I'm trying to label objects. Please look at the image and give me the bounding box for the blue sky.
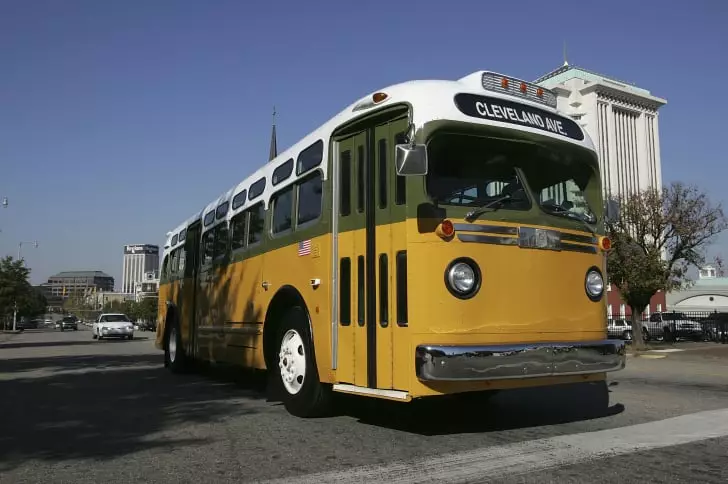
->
[1,0,726,286]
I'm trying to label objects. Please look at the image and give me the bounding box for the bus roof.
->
[162,70,596,253]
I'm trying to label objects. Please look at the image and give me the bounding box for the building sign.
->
[453,93,584,141]
[124,244,159,255]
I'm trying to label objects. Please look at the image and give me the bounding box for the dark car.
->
[59,317,78,331]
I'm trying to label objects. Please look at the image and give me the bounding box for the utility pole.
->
[13,240,39,331]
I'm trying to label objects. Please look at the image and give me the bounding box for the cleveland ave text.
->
[453,93,584,141]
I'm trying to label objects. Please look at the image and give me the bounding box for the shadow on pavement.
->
[0,336,151,350]
[0,355,268,471]
[333,380,624,436]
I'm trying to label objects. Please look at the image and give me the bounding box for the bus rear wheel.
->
[274,306,331,418]
[165,320,188,373]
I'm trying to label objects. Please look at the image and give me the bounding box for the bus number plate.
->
[518,227,562,251]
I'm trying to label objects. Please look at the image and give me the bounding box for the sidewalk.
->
[629,341,728,361]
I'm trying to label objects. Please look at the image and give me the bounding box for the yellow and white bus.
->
[156,70,626,417]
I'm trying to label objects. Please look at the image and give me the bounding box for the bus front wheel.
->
[275,306,332,418]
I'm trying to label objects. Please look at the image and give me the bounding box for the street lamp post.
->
[1,197,7,235]
[13,240,39,332]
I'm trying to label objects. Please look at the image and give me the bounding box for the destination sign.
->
[454,93,584,141]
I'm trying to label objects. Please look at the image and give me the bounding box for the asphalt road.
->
[2,328,728,483]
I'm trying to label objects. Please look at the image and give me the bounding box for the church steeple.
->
[269,106,278,162]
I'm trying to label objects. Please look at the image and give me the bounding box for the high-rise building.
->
[535,62,667,199]
[121,244,160,294]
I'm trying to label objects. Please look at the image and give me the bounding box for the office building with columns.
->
[535,62,666,199]
[121,244,160,294]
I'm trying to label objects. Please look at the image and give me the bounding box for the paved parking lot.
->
[1,328,727,483]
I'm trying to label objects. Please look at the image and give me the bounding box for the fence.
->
[608,310,728,344]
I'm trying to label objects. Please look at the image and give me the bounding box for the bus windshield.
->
[426,132,601,225]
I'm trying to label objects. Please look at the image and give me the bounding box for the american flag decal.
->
[297,239,312,256]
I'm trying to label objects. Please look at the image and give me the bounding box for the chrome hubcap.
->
[278,329,305,395]
[169,327,177,362]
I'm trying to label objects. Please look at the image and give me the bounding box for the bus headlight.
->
[585,267,604,301]
[445,258,481,299]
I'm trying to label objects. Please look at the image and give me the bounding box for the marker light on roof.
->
[352,91,391,112]
[372,92,388,103]
[481,72,557,109]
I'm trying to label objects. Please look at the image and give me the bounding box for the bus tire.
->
[274,305,332,418]
[164,318,188,373]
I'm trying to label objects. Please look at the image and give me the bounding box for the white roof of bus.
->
[162,70,596,252]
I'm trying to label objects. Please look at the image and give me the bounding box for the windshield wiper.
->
[540,202,597,235]
[464,194,514,222]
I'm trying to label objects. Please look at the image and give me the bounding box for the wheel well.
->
[263,285,311,370]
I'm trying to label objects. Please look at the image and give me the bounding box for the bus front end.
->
[401,75,626,398]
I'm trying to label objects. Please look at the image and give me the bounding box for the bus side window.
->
[248,203,265,246]
[171,248,180,276]
[230,212,246,252]
[178,245,186,274]
[213,222,229,260]
[201,230,214,266]
[271,186,294,234]
[297,171,323,226]
[161,255,169,282]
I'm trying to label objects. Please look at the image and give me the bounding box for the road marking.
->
[649,348,685,353]
[259,408,728,484]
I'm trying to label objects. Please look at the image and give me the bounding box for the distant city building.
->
[121,244,159,294]
[133,270,160,302]
[535,62,667,200]
[42,271,115,299]
[34,285,63,311]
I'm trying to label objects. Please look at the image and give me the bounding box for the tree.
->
[606,182,728,349]
[0,256,40,329]
[17,287,47,320]
[136,297,158,322]
[714,255,725,277]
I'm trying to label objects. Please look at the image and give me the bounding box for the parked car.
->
[608,318,651,341]
[702,313,728,342]
[93,313,135,340]
[648,312,705,341]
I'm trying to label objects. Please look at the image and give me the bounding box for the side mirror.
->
[604,199,620,224]
[395,144,428,176]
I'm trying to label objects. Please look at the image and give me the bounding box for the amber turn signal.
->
[436,219,455,238]
[599,236,612,251]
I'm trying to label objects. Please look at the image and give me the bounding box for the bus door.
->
[180,221,201,359]
[335,115,408,390]
[196,226,215,361]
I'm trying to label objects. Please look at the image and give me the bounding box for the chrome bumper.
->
[415,340,626,381]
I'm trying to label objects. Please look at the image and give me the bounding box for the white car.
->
[93,313,135,340]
